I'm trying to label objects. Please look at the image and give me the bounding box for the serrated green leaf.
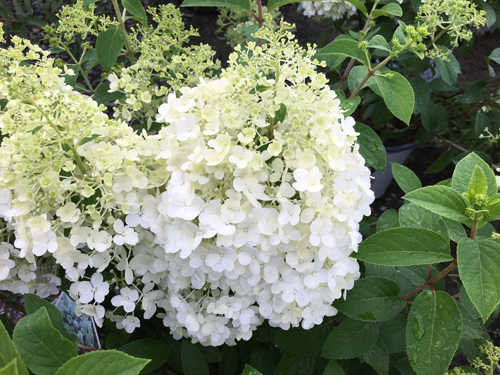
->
[399,203,450,241]
[458,301,488,343]
[182,0,250,10]
[442,218,467,243]
[96,28,126,70]
[372,72,414,124]
[483,2,496,27]
[122,0,147,25]
[0,359,19,375]
[355,227,451,266]
[118,339,169,374]
[341,96,360,117]
[406,290,461,375]
[458,238,500,322]
[379,315,407,353]
[54,350,149,375]
[420,101,449,133]
[333,277,405,322]
[181,340,208,375]
[362,338,389,375]
[241,364,263,375]
[489,48,500,65]
[13,307,77,375]
[322,320,378,360]
[468,165,488,199]
[324,360,345,375]
[271,324,331,355]
[459,81,489,105]
[475,112,490,140]
[391,162,422,193]
[409,76,429,115]
[424,149,454,174]
[83,0,99,11]
[0,321,29,375]
[345,0,367,15]
[403,186,470,223]
[434,48,461,86]
[372,3,402,18]
[317,37,370,66]
[91,82,126,106]
[452,152,497,200]
[0,315,15,339]
[376,209,400,232]
[24,294,73,342]
[274,353,315,375]
[354,122,386,172]
[367,35,391,53]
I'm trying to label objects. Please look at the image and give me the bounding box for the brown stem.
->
[248,11,260,23]
[430,131,469,153]
[256,0,263,47]
[348,55,392,99]
[450,94,500,120]
[0,293,26,315]
[403,260,457,299]
[78,344,101,351]
[0,18,21,23]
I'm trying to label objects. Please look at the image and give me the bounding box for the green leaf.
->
[79,134,101,146]
[458,238,500,322]
[434,48,461,86]
[333,277,405,322]
[0,359,20,375]
[322,320,378,360]
[83,0,99,11]
[0,315,15,339]
[271,323,331,355]
[181,340,208,375]
[483,2,496,27]
[409,76,429,115]
[379,315,407,353]
[341,96,360,117]
[367,35,391,53]
[355,227,451,266]
[459,81,489,105]
[13,307,77,375]
[241,364,263,375]
[62,64,79,87]
[442,218,467,243]
[318,37,370,66]
[182,0,250,10]
[220,346,238,375]
[424,148,454,174]
[489,48,500,65]
[324,360,345,375]
[122,0,147,25]
[345,0,367,15]
[420,101,449,133]
[362,338,389,375]
[452,152,497,200]
[372,3,403,18]
[354,122,386,172]
[399,203,450,241]
[273,353,315,375]
[96,28,126,70]
[467,165,488,199]
[91,82,126,106]
[376,209,400,232]
[119,339,170,374]
[0,322,29,375]
[372,72,414,124]
[54,350,149,375]
[406,290,461,375]
[458,301,488,343]
[274,103,287,124]
[348,65,370,93]
[403,186,470,223]
[31,125,44,134]
[475,111,490,140]
[391,162,422,193]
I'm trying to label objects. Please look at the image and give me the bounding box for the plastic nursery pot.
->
[371,143,417,199]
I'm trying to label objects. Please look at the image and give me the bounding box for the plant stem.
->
[256,0,264,47]
[470,220,478,240]
[111,0,136,64]
[77,344,101,351]
[65,47,95,93]
[0,18,21,23]
[430,131,469,153]
[450,95,500,120]
[0,293,26,314]
[403,260,457,299]
[348,55,392,99]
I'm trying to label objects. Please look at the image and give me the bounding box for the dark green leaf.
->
[406,290,461,375]
[399,203,450,241]
[83,0,98,11]
[271,323,331,355]
[355,227,451,266]
[241,364,263,375]
[342,96,360,117]
[371,72,414,124]
[324,360,345,375]
[182,0,250,10]
[274,353,315,375]
[79,134,101,146]
[376,209,400,232]
[489,48,500,65]
[354,122,386,172]
[442,218,467,243]
[403,186,470,223]
[0,315,15,339]
[122,0,147,25]
[318,37,370,66]
[475,112,490,140]
[409,76,429,115]
[459,81,489,104]
[219,346,237,375]
[322,320,379,360]
[0,321,29,375]
[54,350,149,375]
[13,307,77,375]
[420,101,449,133]
[92,82,126,106]
[96,28,126,70]
[362,338,389,375]
[434,48,461,86]
[119,339,170,374]
[274,103,287,124]
[345,0,367,15]
[181,340,208,375]
[333,277,405,322]
[367,35,391,53]
[372,3,403,18]
[424,149,454,174]
[458,238,500,322]
[483,2,496,27]
[391,162,422,193]
[24,294,73,342]
[379,315,406,353]
[31,125,44,134]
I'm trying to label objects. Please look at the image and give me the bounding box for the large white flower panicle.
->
[130,19,374,345]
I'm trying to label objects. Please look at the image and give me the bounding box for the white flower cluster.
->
[299,0,358,21]
[0,18,374,347]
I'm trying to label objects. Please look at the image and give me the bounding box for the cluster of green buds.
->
[463,166,500,223]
